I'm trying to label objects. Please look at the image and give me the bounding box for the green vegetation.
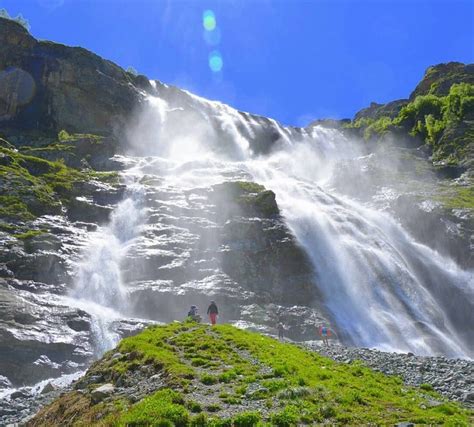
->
[33,322,472,425]
[0,140,118,224]
[58,129,104,143]
[118,389,189,427]
[348,83,474,166]
[213,181,280,218]
[436,186,474,209]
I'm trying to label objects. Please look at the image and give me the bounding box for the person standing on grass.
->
[277,322,285,340]
[207,300,219,325]
[319,324,330,346]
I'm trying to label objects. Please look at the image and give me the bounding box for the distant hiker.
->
[187,305,201,322]
[319,324,330,346]
[207,300,219,325]
[277,322,285,340]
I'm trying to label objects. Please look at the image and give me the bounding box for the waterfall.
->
[134,91,473,358]
[70,182,146,353]
[70,89,473,359]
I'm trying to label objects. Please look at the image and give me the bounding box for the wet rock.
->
[0,374,12,388]
[41,382,56,395]
[67,197,113,223]
[462,391,474,403]
[10,389,31,400]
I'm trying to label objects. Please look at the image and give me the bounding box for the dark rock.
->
[0,17,145,137]
[10,389,31,400]
[67,197,113,223]
[0,374,11,388]
[41,382,55,395]
[410,62,474,100]
[462,391,474,403]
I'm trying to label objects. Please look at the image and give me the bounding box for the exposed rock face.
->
[0,17,146,136]
[353,99,408,122]
[410,62,474,99]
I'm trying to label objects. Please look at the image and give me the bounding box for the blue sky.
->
[1,0,473,126]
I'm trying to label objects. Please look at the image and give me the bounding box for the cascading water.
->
[67,86,473,359]
[70,180,146,353]
[128,89,473,358]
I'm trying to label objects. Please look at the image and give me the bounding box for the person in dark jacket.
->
[207,301,219,325]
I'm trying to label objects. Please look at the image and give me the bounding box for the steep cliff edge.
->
[0,17,149,136]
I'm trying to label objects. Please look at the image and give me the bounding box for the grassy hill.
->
[29,322,472,426]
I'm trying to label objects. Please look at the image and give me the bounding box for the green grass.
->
[0,143,120,224]
[436,185,474,209]
[32,323,473,426]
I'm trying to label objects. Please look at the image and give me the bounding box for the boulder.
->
[91,383,115,403]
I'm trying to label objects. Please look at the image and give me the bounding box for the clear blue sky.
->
[1,0,473,126]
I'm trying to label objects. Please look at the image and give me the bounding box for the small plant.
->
[126,66,139,76]
[186,400,202,413]
[205,403,221,413]
[218,369,237,383]
[271,405,300,426]
[200,373,219,385]
[233,411,261,427]
[420,383,434,392]
[320,404,337,419]
[190,413,208,427]
[0,8,30,30]
[58,129,71,142]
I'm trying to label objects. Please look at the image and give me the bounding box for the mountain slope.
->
[29,322,472,426]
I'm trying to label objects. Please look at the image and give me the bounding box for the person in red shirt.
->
[207,301,219,325]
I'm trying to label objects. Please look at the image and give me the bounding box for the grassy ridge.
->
[31,323,472,426]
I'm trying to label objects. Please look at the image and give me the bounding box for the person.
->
[277,322,285,340]
[207,300,219,325]
[319,324,330,346]
[187,305,201,322]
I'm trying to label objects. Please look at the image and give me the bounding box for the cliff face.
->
[0,17,148,136]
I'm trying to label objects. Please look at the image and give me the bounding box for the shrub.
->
[200,373,219,385]
[126,66,139,76]
[233,411,261,427]
[0,8,30,30]
[190,413,208,427]
[118,389,190,427]
[320,404,337,419]
[271,405,300,426]
[186,400,202,413]
[218,369,238,383]
[205,403,221,413]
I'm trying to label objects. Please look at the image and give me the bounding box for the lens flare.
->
[209,51,223,72]
[203,10,216,31]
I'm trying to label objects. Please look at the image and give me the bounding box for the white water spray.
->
[135,91,473,358]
